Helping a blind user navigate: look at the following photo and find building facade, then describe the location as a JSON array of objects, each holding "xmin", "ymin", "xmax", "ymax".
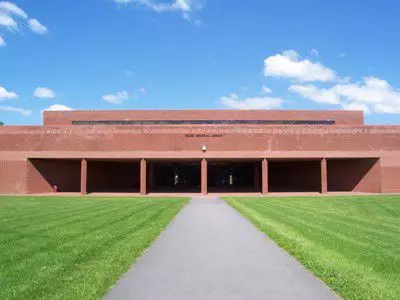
[{"xmin": 1, "ymin": 110, "xmax": 400, "ymax": 195}]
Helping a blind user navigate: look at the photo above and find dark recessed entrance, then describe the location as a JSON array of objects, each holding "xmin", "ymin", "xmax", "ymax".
[
  {"xmin": 327, "ymin": 158, "xmax": 380, "ymax": 192},
  {"xmin": 208, "ymin": 160, "xmax": 261, "ymax": 193},
  {"xmin": 87, "ymin": 160, "xmax": 140, "ymax": 193},
  {"xmin": 148, "ymin": 161, "xmax": 201, "ymax": 193},
  {"xmin": 269, "ymin": 160, "xmax": 321, "ymax": 192},
  {"xmin": 27, "ymin": 159, "xmax": 81, "ymax": 193}
]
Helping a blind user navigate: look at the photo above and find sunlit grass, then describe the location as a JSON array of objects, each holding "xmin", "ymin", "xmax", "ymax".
[
  {"xmin": 0, "ymin": 196, "xmax": 188, "ymax": 300},
  {"xmin": 225, "ymin": 195, "xmax": 400, "ymax": 300}
]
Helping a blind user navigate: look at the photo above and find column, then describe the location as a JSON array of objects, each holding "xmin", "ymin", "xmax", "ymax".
[
  {"xmin": 201, "ymin": 158, "xmax": 207, "ymax": 195},
  {"xmin": 321, "ymin": 158, "xmax": 328, "ymax": 194},
  {"xmin": 80, "ymin": 158, "xmax": 87, "ymax": 196},
  {"xmin": 262, "ymin": 158, "xmax": 268, "ymax": 195},
  {"xmin": 140, "ymin": 159, "xmax": 147, "ymax": 195}
]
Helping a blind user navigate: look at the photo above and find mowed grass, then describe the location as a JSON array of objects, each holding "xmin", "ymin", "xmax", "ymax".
[
  {"xmin": 224, "ymin": 196, "xmax": 400, "ymax": 300},
  {"xmin": 0, "ymin": 196, "xmax": 188, "ymax": 300}
]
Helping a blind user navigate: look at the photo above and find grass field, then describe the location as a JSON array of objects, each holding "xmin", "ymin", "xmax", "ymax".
[
  {"xmin": 0, "ymin": 196, "xmax": 188, "ymax": 300},
  {"xmin": 225, "ymin": 196, "xmax": 400, "ymax": 300}
]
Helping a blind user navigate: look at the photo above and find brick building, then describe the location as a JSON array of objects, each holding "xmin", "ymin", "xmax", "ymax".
[{"xmin": 0, "ymin": 110, "xmax": 399, "ymax": 195}]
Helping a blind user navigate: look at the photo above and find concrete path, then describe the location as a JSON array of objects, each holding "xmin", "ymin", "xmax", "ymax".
[{"xmin": 105, "ymin": 197, "xmax": 337, "ymax": 300}]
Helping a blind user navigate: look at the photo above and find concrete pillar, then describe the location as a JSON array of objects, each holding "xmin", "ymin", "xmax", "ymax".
[
  {"xmin": 321, "ymin": 158, "xmax": 328, "ymax": 194},
  {"xmin": 262, "ymin": 158, "xmax": 268, "ymax": 195},
  {"xmin": 140, "ymin": 159, "xmax": 147, "ymax": 195},
  {"xmin": 201, "ymin": 158, "xmax": 207, "ymax": 195},
  {"xmin": 80, "ymin": 158, "xmax": 87, "ymax": 196}
]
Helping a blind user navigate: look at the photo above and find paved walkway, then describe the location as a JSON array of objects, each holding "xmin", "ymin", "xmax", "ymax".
[{"xmin": 105, "ymin": 197, "xmax": 337, "ymax": 300}]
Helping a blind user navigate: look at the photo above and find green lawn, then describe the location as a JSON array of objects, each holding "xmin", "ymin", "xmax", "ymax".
[
  {"xmin": 0, "ymin": 196, "xmax": 188, "ymax": 300},
  {"xmin": 224, "ymin": 196, "xmax": 400, "ymax": 300}
]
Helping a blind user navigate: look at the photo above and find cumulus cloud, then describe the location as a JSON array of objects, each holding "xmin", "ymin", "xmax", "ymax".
[
  {"xmin": 289, "ymin": 77, "xmax": 400, "ymax": 114},
  {"xmin": 43, "ymin": 104, "xmax": 73, "ymax": 112},
  {"xmin": 0, "ymin": 1, "xmax": 27, "ymax": 18},
  {"xmin": 0, "ymin": 86, "xmax": 18, "ymax": 99},
  {"xmin": 0, "ymin": 36, "xmax": 5, "ymax": 46},
  {"xmin": 0, "ymin": 11, "xmax": 17, "ymax": 29},
  {"xmin": 261, "ymin": 85, "xmax": 272, "ymax": 94},
  {"xmin": 33, "ymin": 87, "xmax": 56, "ymax": 99},
  {"xmin": 0, "ymin": 105, "xmax": 31, "ymax": 116},
  {"xmin": 264, "ymin": 50, "xmax": 336, "ymax": 82},
  {"xmin": 341, "ymin": 102, "xmax": 370, "ymax": 114},
  {"xmin": 102, "ymin": 91, "xmax": 130, "ymax": 104},
  {"xmin": 28, "ymin": 18, "xmax": 48, "ymax": 34},
  {"xmin": 0, "ymin": 2, "xmax": 48, "ymax": 43},
  {"xmin": 0, "ymin": 1, "xmax": 26, "ymax": 31},
  {"xmin": 220, "ymin": 93, "xmax": 283, "ymax": 110},
  {"xmin": 114, "ymin": 0, "xmax": 201, "ymax": 23},
  {"xmin": 289, "ymin": 84, "xmax": 341, "ymax": 105}
]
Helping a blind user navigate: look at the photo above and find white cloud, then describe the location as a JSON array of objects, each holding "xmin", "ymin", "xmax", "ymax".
[
  {"xmin": 0, "ymin": 2, "xmax": 27, "ymax": 19},
  {"xmin": 289, "ymin": 77, "xmax": 400, "ymax": 114},
  {"xmin": 341, "ymin": 102, "xmax": 370, "ymax": 114},
  {"xmin": 28, "ymin": 18, "xmax": 48, "ymax": 34},
  {"xmin": 0, "ymin": 86, "xmax": 18, "ymax": 99},
  {"xmin": 264, "ymin": 50, "xmax": 336, "ymax": 82},
  {"xmin": 0, "ymin": 12, "xmax": 17, "ymax": 29},
  {"xmin": 335, "ymin": 77, "xmax": 400, "ymax": 113},
  {"xmin": 33, "ymin": 87, "xmax": 56, "ymax": 99},
  {"xmin": 261, "ymin": 85, "xmax": 272, "ymax": 94},
  {"xmin": 0, "ymin": 1, "xmax": 27, "ymax": 31},
  {"xmin": 310, "ymin": 48, "xmax": 319, "ymax": 56},
  {"xmin": 43, "ymin": 104, "xmax": 73, "ymax": 112},
  {"xmin": 138, "ymin": 87, "xmax": 146, "ymax": 93},
  {"xmin": 115, "ymin": 0, "xmax": 191, "ymax": 12},
  {"xmin": 114, "ymin": 0, "xmax": 134, "ymax": 3},
  {"xmin": 289, "ymin": 84, "xmax": 341, "ymax": 105},
  {"xmin": 0, "ymin": 36, "xmax": 5, "ymax": 46},
  {"xmin": 102, "ymin": 91, "xmax": 130, "ymax": 104},
  {"xmin": 115, "ymin": 0, "xmax": 201, "ymax": 22},
  {"xmin": 373, "ymin": 104, "xmax": 400, "ymax": 114},
  {"xmin": 0, "ymin": 105, "xmax": 31, "ymax": 116},
  {"xmin": 0, "ymin": 2, "xmax": 49, "ymax": 44},
  {"xmin": 220, "ymin": 93, "xmax": 283, "ymax": 110}
]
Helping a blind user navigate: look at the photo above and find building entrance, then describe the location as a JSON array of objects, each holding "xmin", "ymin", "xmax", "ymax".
[{"xmin": 208, "ymin": 160, "xmax": 261, "ymax": 193}]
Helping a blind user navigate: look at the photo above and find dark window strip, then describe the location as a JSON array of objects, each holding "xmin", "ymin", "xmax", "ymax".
[{"xmin": 71, "ymin": 120, "xmax": 336, "ymax": 125}]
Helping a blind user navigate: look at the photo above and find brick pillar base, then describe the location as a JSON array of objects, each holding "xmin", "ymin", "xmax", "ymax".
[
  {"xmin": 80, "ymin": 158, "xmax": 87, "ymax": 196},
  {"xmin": 201, "ymin": 158, "xmax": 207, "ymax": 195},
  {"xmin": 140, "ymin": 159, "xmax": 147, "ymax": 195},
  {"xmin": 262, "ymin": 158, "xmax": 268, "ymax": 195},
  {"xmin": 321, "ymin": 158, "xmax": 328, "ymax": 194}
]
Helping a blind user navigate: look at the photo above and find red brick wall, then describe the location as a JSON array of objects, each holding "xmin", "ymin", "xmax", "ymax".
[
  {"xmin": 26, "ymin": 159, "xmax": 81, "ymax": 193},
  {"xmin": 327, "ymin": 158, "xmax": 381, "ymax": 193},
  {"xmin": 43, "ymin": 110, "xmax": 364, "ymax": 126},
  {"xmin": 0, "ymin": 160, "xmax": 27, "ymax": 194},
  {"xmin": 381, "ymin": 158, "xmax": 400, "ymax": 193},
  {"xmin": 1, "ymin": 126, "xmax": 400, "ymax": 152}
]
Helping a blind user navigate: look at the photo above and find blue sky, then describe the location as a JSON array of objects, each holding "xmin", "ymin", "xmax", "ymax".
[{"xmin": 1, "ymin": 0, "xmax": 400, "ymax": 125}]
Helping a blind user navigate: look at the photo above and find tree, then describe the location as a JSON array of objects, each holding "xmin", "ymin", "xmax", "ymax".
[{"xmin": 0, "ymin": 121, "xmax": 4, "ymax": 126}]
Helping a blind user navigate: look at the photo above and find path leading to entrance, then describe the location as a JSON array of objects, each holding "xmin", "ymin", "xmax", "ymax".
[{"xmin": 105, "ymin": 197, "xmax": 337, "ymax": 300}]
